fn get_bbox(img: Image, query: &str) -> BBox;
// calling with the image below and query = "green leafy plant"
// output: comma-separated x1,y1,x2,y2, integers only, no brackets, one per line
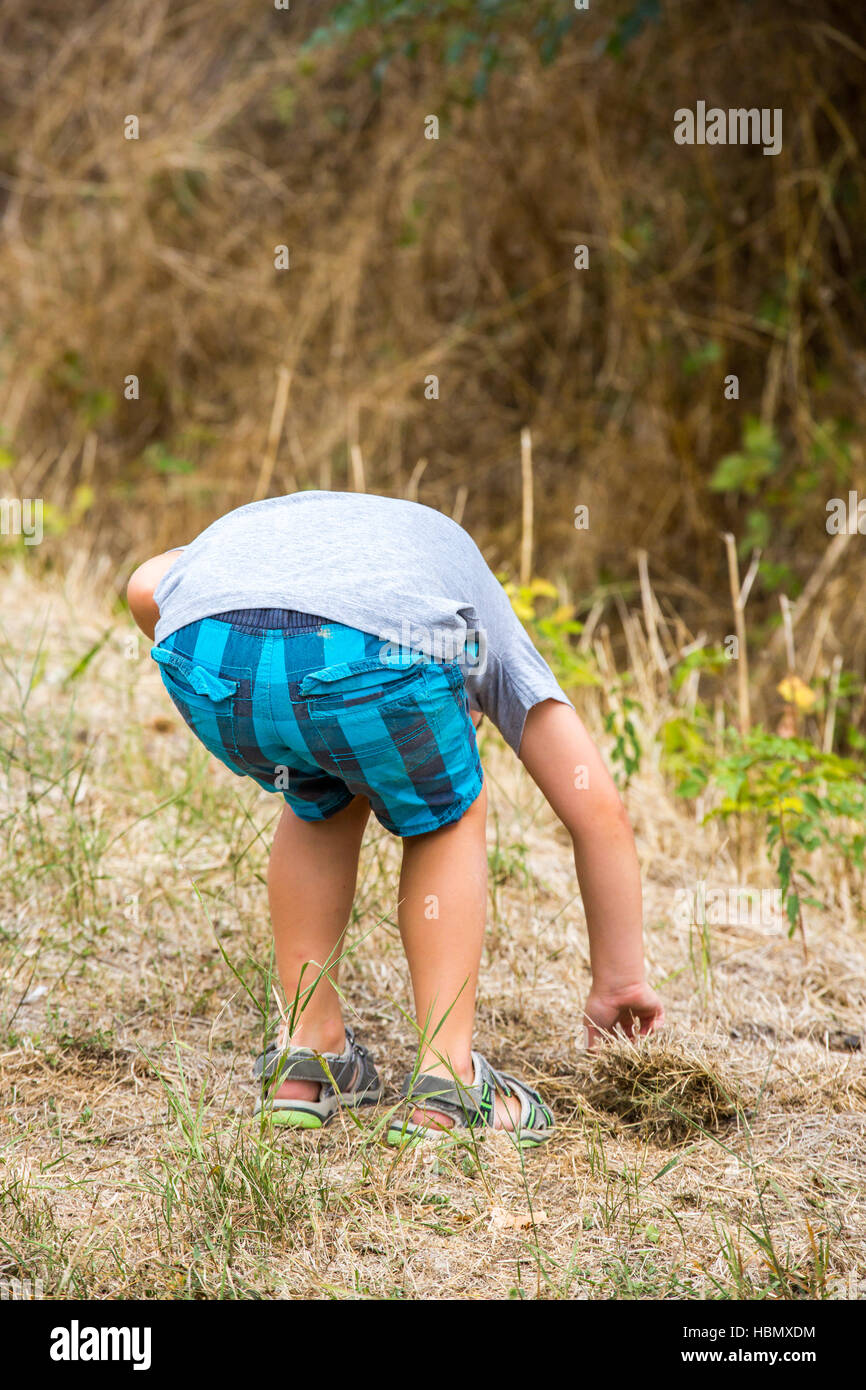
304,0,576,95
669,644,731,691
682,340,722,375
141,443,195,476
710,416,782,497
604,695,643,789
502,577,600,691
677,731,866,955
659,714,714,791
603,0,662,59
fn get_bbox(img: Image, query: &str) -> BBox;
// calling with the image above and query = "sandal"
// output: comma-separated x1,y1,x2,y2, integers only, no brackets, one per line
386,1051,554,1150
253,1024,383,1127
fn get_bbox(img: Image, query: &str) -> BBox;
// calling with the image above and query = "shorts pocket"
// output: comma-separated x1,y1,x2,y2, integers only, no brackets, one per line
298,654,426,707
304,662,435,760
151,647,236,705
150,645,251,759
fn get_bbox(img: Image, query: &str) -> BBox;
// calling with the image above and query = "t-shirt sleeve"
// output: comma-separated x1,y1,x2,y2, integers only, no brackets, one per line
152,547,189,616
471,643,574,757
463,553,574,756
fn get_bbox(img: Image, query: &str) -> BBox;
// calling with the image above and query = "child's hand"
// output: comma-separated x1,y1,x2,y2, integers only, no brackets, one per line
581,982,665,1050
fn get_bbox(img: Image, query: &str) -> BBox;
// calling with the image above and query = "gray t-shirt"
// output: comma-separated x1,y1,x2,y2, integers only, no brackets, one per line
153,491,572,754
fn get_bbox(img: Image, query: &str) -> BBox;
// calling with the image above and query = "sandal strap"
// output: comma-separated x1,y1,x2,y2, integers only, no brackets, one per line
254,1023,371,1095
487,1064,551,1130
399,1060,493,1127
400,1051,551,1131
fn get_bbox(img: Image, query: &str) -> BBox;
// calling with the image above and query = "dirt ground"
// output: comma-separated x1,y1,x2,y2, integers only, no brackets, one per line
1,564,864,1300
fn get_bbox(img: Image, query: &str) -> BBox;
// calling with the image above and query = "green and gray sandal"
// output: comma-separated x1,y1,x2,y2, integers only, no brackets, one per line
386,1051,554,1150
253,1024,383,1127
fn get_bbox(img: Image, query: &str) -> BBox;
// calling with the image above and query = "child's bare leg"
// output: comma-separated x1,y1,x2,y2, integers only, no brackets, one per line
397,784,521,1130
267,796,370,1103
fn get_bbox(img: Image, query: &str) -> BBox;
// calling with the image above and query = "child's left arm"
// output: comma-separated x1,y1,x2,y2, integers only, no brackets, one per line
518,699,664,1049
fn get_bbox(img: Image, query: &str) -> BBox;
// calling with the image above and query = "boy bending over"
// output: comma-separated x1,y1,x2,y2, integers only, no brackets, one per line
128,491,663,1146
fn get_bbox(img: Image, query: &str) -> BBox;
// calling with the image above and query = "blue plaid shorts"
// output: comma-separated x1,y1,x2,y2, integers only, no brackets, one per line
150,608,484,837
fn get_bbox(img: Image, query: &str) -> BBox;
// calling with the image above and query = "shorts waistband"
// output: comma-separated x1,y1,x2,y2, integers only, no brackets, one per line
208,608,328,630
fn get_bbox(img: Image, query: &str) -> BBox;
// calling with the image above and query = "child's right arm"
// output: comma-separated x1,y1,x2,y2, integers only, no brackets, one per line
518,698,664,1049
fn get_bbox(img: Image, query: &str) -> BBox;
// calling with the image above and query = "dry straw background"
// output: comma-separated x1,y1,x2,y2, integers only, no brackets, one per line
1,1,865,1299
1,1,864,663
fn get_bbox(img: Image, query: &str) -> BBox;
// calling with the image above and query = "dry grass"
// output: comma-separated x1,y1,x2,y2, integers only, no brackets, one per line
1,562,864,1300
1,1,865,700
575,1037,748,1147
2,0,865,1303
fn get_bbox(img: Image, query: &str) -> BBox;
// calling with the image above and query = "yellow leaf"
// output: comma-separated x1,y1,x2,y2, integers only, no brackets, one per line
511,599,534,621
777,675,816,711
528,578,558,599
72,484,95,519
